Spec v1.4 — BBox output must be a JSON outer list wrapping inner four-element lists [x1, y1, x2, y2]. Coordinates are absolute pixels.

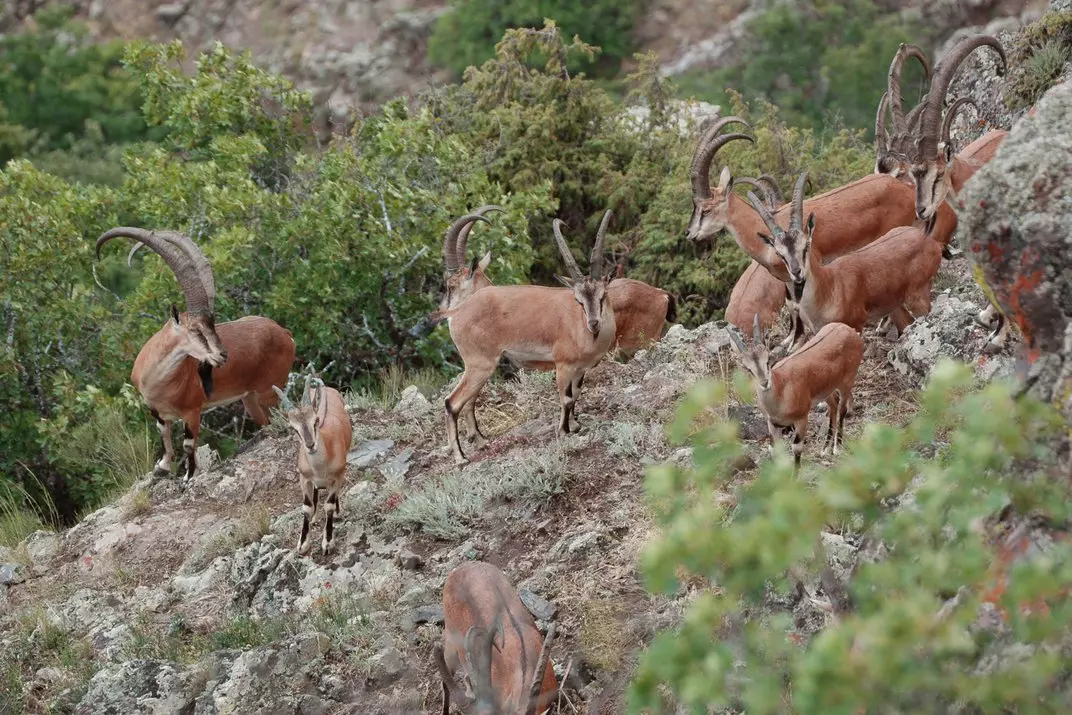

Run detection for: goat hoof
[[453, 456, 469, 468]]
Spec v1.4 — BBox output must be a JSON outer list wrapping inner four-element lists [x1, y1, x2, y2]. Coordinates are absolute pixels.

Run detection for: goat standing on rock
[[95, 228, 296, 486], [274, 373, 352, 556]]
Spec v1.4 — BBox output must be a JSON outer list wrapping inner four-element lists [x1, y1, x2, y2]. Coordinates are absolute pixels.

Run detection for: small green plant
[[627, 362, 1072, 713], [1004, 11, 1072, 110], [0, 473, 56, 548], [210, 614, 288, 650]]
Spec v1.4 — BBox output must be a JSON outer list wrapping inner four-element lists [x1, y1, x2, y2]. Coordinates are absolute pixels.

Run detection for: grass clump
[[1004, 10, 1072, 110], [579, 598, 631, 673], [0, 475, 56, 549], [186, 503, 272, 572]]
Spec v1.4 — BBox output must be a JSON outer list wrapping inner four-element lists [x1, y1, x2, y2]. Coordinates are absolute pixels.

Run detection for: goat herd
[[88, 33, 1008, 714]]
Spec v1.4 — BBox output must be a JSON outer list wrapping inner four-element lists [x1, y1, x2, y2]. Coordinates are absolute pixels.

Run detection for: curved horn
[[752, 312, 762, 346], [734, 178, 775, 209], [788, 171, 808, 233], [97, 228, 212, 315], [552, 219, 584, 282], [757, 174, 784, 206], [941, 97, 978, 147], [301, 371, 315, 407], [875, 91, 891, 156], [527, 622, 557, 714], [444, 212, 490, 274], [689, 116, 752, 198], [746, 191, 781, 237], [918, 35, 1005, 159], [887, 43, 932, 133], [125, 232, 216, 312], [433, 645, 471, 711], [590, 209, 613, 280], [272, 385, 295, 411], [455, 205, 504, 267]]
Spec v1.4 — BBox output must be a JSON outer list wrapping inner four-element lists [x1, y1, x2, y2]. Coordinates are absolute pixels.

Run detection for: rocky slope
[[0, 0, 1049, 120], [0, 245, 1021, 713]]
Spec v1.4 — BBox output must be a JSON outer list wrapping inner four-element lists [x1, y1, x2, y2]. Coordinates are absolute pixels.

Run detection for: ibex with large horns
[[434, 561, 557, 715], [686, 115, 956, 343], [875, 43, 933, 177], [273, 367, 352, 556], [439, 207, 675, 359], [439, 212, 616, 465], [96, 228, 296, 485]]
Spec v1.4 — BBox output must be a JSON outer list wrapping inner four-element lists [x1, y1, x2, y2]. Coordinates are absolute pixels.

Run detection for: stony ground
[[0, 249, 1019, 715]]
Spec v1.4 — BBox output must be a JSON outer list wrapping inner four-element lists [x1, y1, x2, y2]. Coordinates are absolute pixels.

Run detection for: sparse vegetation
[[1004, 10, 1072, 110]]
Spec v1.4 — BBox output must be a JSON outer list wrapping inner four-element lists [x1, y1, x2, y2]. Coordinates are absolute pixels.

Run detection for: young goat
[[730, 315, 864, 468], [434, 561, 557, 715], [273, 374, 352, 555], [439, 214, 616, 465], [753, 172, 943, 342]]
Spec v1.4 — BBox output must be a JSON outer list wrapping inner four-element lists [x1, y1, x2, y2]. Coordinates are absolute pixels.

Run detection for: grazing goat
[[439, 207, 675, 359], [274, 373, 352, 555], [725, 175, 791, 334], [434, 561, 557, 715], [95, 228, 295, 486], [730, 316, 864, 468], [439, 215, 616, 465], [753, 173, 943, 339]]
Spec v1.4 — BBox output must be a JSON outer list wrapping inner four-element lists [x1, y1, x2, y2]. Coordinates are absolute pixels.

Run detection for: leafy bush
[[428, 0, 641, 78], [674, 0, 932, 133], [1004, 10, 1072, 110], [629, 361, 1072, 713], [0, 4, 158, 164]]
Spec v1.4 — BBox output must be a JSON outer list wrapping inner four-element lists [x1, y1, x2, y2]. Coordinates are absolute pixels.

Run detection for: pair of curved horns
[[553, 209, 613, 282], [443, 205, 504, 274], [689, 115, 755, 199], [728, 312, 766, 354], [272, 364, 327, 412], [97, 227, 215, 316], [735, 174, 784, 209], [916, 34, 1005, 159], [876, 44, 931, 164], [746, 171, 808, 236]]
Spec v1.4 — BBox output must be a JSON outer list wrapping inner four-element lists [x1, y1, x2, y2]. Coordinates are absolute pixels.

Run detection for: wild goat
[[730, 315, 864, 468], [725, 176, 790, 334], [754, 172, 943, 339], [434, 561, 557, 715], [686, 116, 956, 342], [273, 373, 352, 555], [439, 207, 675, 359], [95, 228, 295, 485], [439, 215, 616, 465]]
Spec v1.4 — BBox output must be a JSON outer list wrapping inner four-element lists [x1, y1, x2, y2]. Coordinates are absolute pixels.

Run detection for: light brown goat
[[730, 317, 864, 468], [434, 561, 557, 715], [274, 374, 353, 555]]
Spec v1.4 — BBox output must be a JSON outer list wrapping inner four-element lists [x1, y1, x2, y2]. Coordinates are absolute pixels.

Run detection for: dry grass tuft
[[578, 598, 631, 673]]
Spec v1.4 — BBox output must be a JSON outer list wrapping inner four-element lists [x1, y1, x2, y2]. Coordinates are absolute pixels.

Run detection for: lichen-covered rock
[[888, 292, 1016, 386], [393, 385, 433, 418], [958, 80, 1072, 411], [75, 659, 196, 714]]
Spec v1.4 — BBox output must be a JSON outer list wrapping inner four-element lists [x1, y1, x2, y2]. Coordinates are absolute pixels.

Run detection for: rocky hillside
[[0, 242, 1023, 713], [0, 0, 1049, 118]]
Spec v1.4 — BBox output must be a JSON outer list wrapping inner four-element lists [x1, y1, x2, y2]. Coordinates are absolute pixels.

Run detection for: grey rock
[[728, 404, 769, 441], [24, 529, 62, 567], [959, 80, 1072, 418], [405, 605, 444, 630], [0, 563, 25, 586], [379, 447, 413, 481], [519, 588, 558, 622], [396, 549, 423, 571], [75, 659, 195, 715], [347, 439, 394, 468], [393, 385, 433, 418], [370, 646, 407, 676], [155, 3, 188, 23]]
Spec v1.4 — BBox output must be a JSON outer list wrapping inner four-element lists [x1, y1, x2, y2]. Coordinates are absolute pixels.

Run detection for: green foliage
[[1004, 11, 1072, 110], [634, 91, 873, 324], [428, 0, 641, 78], [0, 4, 157, 164], [629, 362, 1072, 713], [675, 0, 932, 133]]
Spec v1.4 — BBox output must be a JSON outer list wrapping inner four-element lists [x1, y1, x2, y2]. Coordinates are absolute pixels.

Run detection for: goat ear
[[805, 213, 816, 235], [477, 251, 492, 272], [716, 166, 732, 192], [554, 274, 575, 289], [468, 255, 480, 275], [170, 303, 180, 325]]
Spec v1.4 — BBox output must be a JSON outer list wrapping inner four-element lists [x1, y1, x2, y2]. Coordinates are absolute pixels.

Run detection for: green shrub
[[628, 362, 1072, 713], [674, 0, 932, 133], [1004, 10, 1072, 110], [428, 0, 642, 78]]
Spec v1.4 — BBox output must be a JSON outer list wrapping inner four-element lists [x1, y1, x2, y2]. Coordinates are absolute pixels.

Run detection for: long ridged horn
[[746, 191, 781, 237], [443, 209, 496, 274], [432, 644, 470, 712], [552, 219, 584, 282], [757, 174, 784, 206], [752, 312, 762, 346], [527, 622, 557, 713], [788, 171, 808, 233], [455, 205, 504, 268], [272, 385, 295, 411], [918, 35, 1005, 159], [97, 228, 213, 316], [887, 43, 932, 133], [941, 97, 978, 147], [735, 178, 775, 209], [126, 232, 216, 312], [875, 91, 891, 156], [590, 210, 613, 280], [689, 116, 752, 198]]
